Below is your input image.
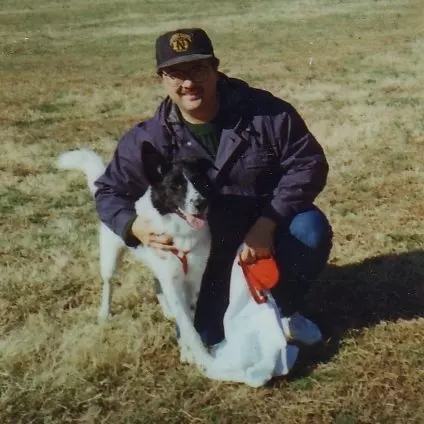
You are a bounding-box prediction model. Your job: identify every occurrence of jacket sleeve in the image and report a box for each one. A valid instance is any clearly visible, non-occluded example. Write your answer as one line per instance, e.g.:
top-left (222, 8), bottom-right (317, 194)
top-left (94, 127), bottom-right (149, 247)
top-left (262, 104), bottom-right (329, 223)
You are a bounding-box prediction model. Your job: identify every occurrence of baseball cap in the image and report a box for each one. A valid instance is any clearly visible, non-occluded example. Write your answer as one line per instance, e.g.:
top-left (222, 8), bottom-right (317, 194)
top-left (155, 28), bottom-right (216, 70)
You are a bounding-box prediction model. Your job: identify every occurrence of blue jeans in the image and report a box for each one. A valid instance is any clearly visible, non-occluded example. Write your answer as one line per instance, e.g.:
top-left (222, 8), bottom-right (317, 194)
top-left (191, 206), bottom-right (333, 346)
top-left (270, 207), bottom-right (333, 316)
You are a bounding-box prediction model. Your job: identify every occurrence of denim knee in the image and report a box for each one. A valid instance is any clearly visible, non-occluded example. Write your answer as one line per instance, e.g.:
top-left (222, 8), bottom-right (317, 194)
top-left (274, 206), bottom-right (332, 282)
top-left (287, 207), bottom-right (333, 250)
top-left (271, 207), bottom-right (332, 313)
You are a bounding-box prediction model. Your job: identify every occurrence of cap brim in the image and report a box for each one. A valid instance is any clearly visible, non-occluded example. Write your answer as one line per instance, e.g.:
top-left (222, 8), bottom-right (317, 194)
top-left (157, 54), bottom-right (214, 70)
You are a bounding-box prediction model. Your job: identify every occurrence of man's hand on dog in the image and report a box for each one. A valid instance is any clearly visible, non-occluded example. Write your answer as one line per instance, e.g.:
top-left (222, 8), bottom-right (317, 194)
top-left (131, 216), bottom-right (174, 251)
top-left (241, 216), bottom-right (277, 264)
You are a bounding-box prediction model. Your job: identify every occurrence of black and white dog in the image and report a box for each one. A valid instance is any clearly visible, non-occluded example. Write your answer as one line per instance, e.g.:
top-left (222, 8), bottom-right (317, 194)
top-left (57, 144), bottom-right (215, 371)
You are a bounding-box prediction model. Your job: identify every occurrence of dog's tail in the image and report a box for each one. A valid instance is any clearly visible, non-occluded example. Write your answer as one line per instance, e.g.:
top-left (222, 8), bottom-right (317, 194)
top-left (57, 149), bottom-right (106, 195)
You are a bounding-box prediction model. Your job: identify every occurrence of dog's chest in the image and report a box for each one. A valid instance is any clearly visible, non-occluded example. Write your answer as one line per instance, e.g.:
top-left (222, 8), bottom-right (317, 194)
top-left (172, 236), bottom-right (210, 304)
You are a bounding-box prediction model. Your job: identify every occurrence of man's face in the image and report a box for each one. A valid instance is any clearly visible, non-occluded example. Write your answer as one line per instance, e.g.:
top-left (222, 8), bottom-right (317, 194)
top-left (159, 59), bottom-right (218, 115)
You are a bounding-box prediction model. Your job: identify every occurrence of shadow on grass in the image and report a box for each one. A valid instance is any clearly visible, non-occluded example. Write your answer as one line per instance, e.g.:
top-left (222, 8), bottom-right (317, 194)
top-left (281, 250), bottom-right (424, 382)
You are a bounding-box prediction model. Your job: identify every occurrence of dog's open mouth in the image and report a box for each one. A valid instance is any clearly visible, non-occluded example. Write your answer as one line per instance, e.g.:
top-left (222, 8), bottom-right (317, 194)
top-left (177, 208), bottom-right (206, 229)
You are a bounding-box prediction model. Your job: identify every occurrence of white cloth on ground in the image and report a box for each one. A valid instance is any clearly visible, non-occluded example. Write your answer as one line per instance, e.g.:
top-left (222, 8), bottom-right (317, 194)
top-left (204, 254), bottom-right (299, 387)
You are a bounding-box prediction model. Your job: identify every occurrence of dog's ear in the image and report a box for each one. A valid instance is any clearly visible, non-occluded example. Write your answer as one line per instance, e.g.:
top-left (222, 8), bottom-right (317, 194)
top-left (142, 142), bottom-right (169, 185)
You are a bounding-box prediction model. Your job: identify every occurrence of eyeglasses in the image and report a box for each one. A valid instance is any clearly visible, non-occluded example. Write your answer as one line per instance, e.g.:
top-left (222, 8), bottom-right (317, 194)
top-left (161, 65), bottom-right (210, 85)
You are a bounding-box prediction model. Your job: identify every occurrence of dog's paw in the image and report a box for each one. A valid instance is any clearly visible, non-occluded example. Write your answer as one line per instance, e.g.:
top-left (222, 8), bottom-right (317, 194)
top-left (196, 353), bottom-right (214, 374)
top-left (97, 309), bottom-right (111, 324)
top-left (179, 344), bottom-right (196, 364)
top-left (187, 347), bottom-right (214, 373)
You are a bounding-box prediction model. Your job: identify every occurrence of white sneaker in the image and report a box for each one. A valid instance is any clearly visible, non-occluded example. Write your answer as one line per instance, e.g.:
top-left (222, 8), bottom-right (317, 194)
top-left (281, 312), bottom-right (322, 346)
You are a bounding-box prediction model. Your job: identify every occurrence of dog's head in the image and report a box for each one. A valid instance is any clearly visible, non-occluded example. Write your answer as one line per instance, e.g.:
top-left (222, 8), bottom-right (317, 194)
top-left (142, 142), bottom-right (216, 229)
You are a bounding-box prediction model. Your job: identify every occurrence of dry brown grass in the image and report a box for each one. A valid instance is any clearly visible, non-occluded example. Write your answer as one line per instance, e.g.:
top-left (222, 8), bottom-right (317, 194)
top-left (2, 0), bottom-right (424, 422)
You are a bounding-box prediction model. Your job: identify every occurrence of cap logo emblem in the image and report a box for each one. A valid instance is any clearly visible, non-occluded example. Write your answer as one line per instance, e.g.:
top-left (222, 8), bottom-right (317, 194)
top-left (169, 33), bottom-right (192, 52)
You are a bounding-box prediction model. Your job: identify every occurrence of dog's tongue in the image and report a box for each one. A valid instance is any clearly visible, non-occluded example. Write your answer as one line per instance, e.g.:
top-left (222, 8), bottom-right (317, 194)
top-left (186, 214), bottom-right (205, 229)
top-left (179, 209), bottom-right (205, 229)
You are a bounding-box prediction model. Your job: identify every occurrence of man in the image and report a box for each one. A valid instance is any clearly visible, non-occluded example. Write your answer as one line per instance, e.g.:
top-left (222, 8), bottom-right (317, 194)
top-left (94, 28), bottom-right (333, 347)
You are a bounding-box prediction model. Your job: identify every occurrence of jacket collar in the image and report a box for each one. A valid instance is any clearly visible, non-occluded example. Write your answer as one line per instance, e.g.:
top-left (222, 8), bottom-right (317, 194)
top-left (153, 74), bottom-right (255, 185)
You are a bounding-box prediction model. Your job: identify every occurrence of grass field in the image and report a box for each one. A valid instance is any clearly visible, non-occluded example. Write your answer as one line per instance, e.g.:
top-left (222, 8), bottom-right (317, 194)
top-left (2, 0), bottom-right (424, 422)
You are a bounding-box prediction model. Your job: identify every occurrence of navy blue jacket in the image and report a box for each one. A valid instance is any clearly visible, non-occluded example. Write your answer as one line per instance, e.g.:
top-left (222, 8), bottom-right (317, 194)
top-left (94, 74), bottom-right (329, 247)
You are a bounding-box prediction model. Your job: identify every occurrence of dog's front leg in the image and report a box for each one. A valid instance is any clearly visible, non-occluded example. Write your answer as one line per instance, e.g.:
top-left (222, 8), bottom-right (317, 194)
top-left (160, 274), bottom-right (213, 372)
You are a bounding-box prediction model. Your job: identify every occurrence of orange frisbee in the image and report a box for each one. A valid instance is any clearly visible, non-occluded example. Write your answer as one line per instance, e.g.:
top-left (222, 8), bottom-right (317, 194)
top-left (239, 256), bottom-right (280, 303)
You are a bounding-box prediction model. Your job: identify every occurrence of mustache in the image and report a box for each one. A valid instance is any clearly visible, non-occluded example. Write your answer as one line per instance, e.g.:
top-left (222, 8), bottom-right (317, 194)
top-left (179, 87), bottom-right (203, 95)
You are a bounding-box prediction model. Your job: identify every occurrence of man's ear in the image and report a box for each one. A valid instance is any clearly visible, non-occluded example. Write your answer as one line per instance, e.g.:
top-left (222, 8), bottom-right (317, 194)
top-left (141, 142), bottom-right (169, 186)
top-left (211, 57), bottom-right (220, 71)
